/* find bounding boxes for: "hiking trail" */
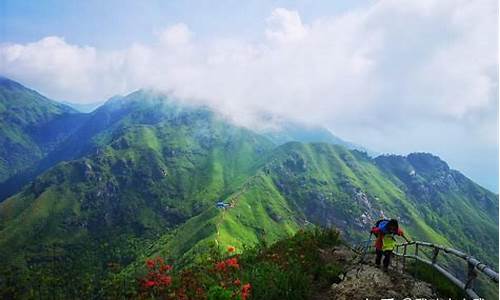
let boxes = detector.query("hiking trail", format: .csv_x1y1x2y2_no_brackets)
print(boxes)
214,175,255,247
312,245,437,300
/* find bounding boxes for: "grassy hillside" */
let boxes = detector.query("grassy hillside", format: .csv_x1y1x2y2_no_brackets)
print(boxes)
0,80,497,299
0,77,85,186
1,137,497,298
145,143,497,268
0,90,277,298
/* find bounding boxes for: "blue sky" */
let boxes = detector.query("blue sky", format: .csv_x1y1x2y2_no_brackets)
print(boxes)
0,0,498,192
1,0,371,47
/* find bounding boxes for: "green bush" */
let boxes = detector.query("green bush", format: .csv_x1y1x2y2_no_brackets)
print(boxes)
207,286,236,300
243,261,310,300
238,227,341,299
134,226,342,300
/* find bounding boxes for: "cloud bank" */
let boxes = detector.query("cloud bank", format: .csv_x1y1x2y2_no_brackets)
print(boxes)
0,0,498,189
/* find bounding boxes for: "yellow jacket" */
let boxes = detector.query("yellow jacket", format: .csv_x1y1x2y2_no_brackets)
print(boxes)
382,234,397,251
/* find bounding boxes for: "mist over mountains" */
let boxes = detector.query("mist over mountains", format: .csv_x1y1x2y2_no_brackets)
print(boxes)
1,2,497,192
0,77,497,298
0,1,498,298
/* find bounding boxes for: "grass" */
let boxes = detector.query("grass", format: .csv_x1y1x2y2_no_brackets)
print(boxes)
0,86,497,299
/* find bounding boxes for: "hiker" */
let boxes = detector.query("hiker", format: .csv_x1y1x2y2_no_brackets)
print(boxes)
370,219,409,271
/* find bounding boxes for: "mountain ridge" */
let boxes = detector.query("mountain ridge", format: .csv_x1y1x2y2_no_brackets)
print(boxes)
0,77,497,298
0,76,86,186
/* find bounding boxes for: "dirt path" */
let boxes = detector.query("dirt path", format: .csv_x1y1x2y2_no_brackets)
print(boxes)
213,175,256,246
312,246,437,300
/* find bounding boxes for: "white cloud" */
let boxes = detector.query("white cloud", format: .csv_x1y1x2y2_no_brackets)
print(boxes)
0,36,100,99
157,23,192,46
265,8,308,43
0,1,497,189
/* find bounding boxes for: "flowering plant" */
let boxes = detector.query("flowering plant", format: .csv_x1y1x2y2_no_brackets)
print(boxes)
139,246,251,300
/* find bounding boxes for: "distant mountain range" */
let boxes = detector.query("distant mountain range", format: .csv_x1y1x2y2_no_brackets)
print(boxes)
0,76,497,297
260,121,376,156
61,100,105,113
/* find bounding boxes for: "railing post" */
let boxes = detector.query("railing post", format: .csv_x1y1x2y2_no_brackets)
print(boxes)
432,247,439,265
465,261,478,290
403,244,407,272
396,245,399,270
414,244,419,278
393,240,499,299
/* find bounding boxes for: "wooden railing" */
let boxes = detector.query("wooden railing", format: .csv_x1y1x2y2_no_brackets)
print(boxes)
394,241,498,299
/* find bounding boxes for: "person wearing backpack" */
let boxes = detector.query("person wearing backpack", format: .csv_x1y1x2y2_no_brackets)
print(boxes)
370,219,410,272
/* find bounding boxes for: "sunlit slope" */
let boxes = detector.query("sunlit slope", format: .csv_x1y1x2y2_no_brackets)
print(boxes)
0,92,274,269
143,172,301,264
0,77,85,184
142,143,497,269
0,82,496,293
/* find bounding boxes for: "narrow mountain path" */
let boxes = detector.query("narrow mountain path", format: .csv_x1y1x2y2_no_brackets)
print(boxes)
321,263,436,300
311,246,437,300
214,175,256,247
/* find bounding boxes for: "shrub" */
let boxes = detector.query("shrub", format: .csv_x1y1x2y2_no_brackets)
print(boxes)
137,227,341,299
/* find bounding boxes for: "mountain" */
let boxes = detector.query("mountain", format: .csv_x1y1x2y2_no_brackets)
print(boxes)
375,153,498,259
0,78,93,201
0,89,275,239
61,100,105,113
0,78,497,298
261,121,375,155
142,143,497,267
0,88,276,295
0,77,88,190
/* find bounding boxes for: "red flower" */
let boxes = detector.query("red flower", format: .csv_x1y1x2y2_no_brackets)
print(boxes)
144,280,156,287
215,261,226,271
160,264,173,272
234,279,241,286
241,283,251,300
226,258,239,269
146,259,155,269
159,275,172,286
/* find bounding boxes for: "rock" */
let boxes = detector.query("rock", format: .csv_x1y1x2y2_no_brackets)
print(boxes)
328,246,356,263
313,247,440,300
329,263,437,300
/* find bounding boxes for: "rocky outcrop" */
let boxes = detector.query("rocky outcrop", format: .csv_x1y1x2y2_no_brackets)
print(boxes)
328,264,436,300
313,246,437,300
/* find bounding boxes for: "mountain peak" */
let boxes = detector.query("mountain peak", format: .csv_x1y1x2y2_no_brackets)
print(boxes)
407,152,449,173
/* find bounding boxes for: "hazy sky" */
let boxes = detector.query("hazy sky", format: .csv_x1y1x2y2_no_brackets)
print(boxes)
0,0,498,192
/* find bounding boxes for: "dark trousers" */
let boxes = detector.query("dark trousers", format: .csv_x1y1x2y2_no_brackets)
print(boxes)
375,249,392,268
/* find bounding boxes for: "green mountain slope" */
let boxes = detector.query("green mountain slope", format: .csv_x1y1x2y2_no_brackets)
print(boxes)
0,77,86,186
2,88,271,201
147,143,497,268
0,79,497,298
0,90,275,294
375,153,498,264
